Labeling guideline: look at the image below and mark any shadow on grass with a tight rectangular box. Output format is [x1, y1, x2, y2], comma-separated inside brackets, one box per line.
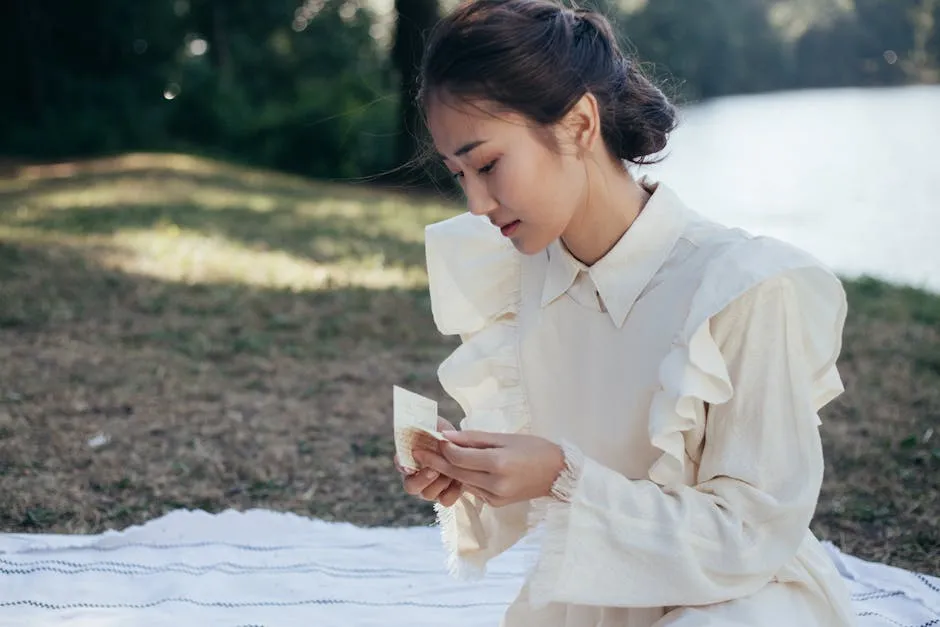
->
[0, 236, 444, 360]
[0, 236, 459, 535]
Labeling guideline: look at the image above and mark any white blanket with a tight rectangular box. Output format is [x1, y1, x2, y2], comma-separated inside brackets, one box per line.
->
[0, 509, 936, 626]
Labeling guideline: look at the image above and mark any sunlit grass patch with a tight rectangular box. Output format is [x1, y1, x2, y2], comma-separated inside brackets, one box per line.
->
[0, 153, 458, 291]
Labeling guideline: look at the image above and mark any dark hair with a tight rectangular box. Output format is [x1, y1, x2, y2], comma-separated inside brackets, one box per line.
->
[418, 0, 677, 165]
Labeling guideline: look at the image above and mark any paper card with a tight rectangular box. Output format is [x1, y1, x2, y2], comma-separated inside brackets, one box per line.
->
[393, 385, 446, 471]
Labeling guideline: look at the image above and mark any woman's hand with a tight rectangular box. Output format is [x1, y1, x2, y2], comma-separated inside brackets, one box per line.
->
[413, 430, 565, 508]
[394, 417, 464, 507]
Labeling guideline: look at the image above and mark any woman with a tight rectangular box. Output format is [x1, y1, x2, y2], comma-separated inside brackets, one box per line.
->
[395, 1, 857, 625]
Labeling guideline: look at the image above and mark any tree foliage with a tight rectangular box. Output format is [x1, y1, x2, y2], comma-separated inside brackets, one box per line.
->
[0, 0, 936, 180]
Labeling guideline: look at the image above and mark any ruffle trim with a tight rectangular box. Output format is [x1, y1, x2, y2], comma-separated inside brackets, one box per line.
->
[648, 320, 734, 487]
[424, 212, 532, 578]
[424, 212, 528, 435]
[548, 439, 585, 503]
[646, 236, 848, 488]
[425, 213, 520, 337]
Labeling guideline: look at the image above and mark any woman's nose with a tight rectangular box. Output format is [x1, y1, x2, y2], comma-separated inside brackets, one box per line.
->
[465, 181, 498, 217]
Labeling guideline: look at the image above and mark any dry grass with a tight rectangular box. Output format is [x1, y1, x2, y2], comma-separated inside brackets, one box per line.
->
[0, 154, 937, 576]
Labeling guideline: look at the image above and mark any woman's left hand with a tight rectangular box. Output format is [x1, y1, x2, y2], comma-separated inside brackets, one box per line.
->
[412, 431, 565, 508]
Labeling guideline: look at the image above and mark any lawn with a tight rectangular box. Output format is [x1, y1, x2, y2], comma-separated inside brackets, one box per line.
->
[0, 153, 937, 575]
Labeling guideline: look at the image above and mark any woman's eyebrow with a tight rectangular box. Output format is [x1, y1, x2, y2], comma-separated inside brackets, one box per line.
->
[439, 139, 488, 160]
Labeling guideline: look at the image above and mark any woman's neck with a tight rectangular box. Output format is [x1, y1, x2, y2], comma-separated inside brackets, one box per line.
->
[560, 163, 650, 267]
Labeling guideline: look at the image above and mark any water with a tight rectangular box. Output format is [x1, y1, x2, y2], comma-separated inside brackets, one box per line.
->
[641, 85, 940, 293]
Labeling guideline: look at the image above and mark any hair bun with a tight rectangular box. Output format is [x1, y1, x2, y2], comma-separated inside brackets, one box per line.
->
[420, 0, 678, 165]
[614, 65, 678, 162]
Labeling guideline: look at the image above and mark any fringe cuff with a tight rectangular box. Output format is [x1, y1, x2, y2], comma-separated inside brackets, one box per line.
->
[434, 499, 487, 581]
[549, 439, 584, 503]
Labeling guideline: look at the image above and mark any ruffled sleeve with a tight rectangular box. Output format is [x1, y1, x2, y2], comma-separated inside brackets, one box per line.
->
[524, 237, 849, 610]
[648, 237, 848, 488]
[424, 212, 532, 579]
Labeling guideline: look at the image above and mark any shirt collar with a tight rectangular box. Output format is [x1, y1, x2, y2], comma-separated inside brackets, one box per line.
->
[540, 178, 690, 328]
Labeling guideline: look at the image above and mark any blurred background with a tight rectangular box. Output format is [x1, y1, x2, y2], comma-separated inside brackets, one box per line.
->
[0, 0, 937, 575]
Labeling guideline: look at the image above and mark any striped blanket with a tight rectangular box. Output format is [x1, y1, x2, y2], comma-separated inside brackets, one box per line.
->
[0, 509, 937, 626]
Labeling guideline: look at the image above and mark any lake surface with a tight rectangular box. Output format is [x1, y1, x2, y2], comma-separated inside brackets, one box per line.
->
[641, 85, 940, 292]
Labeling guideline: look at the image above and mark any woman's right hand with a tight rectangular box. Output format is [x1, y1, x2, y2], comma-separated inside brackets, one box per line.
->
[395, 417, 464, 507]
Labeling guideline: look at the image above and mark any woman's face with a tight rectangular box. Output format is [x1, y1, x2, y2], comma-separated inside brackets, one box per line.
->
[427, 96, 588, 255]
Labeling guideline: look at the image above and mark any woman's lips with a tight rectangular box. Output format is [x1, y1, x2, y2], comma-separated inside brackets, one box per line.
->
[501, 220, 520, 237]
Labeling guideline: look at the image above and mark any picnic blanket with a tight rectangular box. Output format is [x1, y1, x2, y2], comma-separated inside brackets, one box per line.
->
[1, 508, 937, 626]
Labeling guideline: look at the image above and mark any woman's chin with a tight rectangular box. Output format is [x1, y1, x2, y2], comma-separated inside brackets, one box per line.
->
[512, 236, 548, 256]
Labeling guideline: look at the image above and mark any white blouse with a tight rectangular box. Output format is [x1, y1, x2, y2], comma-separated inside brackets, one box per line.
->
[422, 179, 858, 626]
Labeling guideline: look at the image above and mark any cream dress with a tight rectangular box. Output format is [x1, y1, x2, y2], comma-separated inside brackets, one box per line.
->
[422, 179, 858, 626]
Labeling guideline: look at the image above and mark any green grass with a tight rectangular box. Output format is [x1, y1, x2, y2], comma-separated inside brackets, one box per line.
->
[845, 276, 940, 328]
[0, 153, 937, 576]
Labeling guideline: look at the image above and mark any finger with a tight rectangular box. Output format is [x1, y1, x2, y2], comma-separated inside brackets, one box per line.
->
[420, 475, 455, 501]
[416, 448, 494, 492]
[437, 481, 464, 508]
[439, 440, 500, 472]
[441, 430, 508, 449]
[393, 455, 416, 476]
[403, 467, 440, 496]
[464, 484, 500, 506]
[437, 416, 456, 432]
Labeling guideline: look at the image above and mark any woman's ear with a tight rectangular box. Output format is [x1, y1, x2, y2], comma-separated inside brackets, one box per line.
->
[561, 92, 601, 157]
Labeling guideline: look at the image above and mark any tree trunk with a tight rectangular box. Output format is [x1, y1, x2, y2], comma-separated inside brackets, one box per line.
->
[9, 0, 45, 127]
[392, 0, 439, 174]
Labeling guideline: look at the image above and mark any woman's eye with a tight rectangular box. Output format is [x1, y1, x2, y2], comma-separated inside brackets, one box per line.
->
[478, 159, 498, 175]
[449, 159, 497, 181]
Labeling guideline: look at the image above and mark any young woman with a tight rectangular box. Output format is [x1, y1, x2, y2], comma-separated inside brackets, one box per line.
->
[395, 1, 857, 625]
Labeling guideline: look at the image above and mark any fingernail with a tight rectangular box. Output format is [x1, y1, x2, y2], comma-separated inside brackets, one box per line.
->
[425, 469, 439, 480]
[402, 467, 416, 476]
